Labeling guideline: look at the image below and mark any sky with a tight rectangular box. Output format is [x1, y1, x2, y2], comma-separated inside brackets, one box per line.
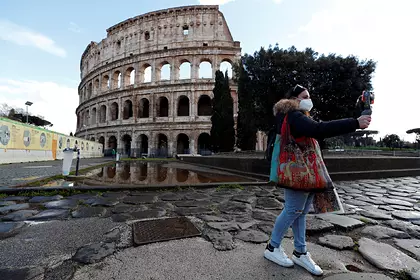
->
[0, 0, 419, 142]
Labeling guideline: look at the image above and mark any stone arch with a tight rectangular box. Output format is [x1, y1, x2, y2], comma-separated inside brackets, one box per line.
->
[91, 107, 97, 124]
[94, 78, 100, 94]
[176, 169, 189, 183]
[120, 162, 131, 181]
[110, 102, 119, 121]
[102, 75, 110, 90]
[179, 60, 191, 79]
[87, 83, 93, 99]
[123, 99, 133, 120]
[157, 96, 169, 117]
[198, 95, 212, 116]
[99, 136, 105, 153]
[177, 133, 190, 154]
[99, 105, 106, 123]
[90, 137, 95, 142]
[125, 67, 135, 85]
[137, 134, 148, 156]
[77, 113, 81, 128]
[142, 64, 152, 83]
[113, 71, 122, 89]
[138, 98, 150, 118]
[198, 133, 211, 155]
[159, 61, 171, 81]
[199, 59, 213, 78]
[85, 109, 90, 125]
[122, 134, 132, 156]
[177, 95, 189, 116]
[138, 162, 148, 181]
[156, 133, 168, 157]
[156, 164, 167, 182]
[220, 60, 233, 78]
[108, 136, 117, 150]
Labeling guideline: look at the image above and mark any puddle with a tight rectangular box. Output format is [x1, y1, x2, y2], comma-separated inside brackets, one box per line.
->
[84, 161, 257, 186]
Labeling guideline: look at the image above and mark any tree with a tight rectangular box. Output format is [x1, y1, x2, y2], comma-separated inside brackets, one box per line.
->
[234, 61, 257, 150]
[238, 45, 376, 133]
[210, 70, 235, 153]
[407, 128, 420, 149]
[0, 103, 53, 127]
[382, 134, 401, 149]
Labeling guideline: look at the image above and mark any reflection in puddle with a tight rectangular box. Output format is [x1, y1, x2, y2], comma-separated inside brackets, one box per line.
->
[89, 161, 254, 186]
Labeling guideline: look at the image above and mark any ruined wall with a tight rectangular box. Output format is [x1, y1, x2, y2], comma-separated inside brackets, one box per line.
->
[75, 5, 241, 157]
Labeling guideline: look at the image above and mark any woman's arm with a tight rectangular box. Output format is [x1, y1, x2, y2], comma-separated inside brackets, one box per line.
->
[288, 111, 360, 139]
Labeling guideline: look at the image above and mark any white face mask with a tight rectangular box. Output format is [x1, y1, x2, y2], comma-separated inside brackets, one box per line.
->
[299, 99, 313, 112]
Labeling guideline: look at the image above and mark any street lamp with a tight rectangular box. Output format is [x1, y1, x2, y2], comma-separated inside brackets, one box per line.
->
[25, 101, 33, 124]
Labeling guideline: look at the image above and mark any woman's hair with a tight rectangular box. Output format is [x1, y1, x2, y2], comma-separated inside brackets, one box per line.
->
[286, 84, 307, 99]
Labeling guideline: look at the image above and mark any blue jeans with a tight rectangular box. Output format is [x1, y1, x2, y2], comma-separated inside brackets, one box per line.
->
[269, 189, 315, 253]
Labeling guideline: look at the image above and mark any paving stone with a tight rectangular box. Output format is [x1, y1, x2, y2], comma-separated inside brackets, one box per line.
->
[358, 237, 420, 271]
[67, 194, 98, 201]
[0, 203, 30, 215]
[207, 221, 239, 231]
[111, 213, 132, 222]
[131, 209, 166, 219]
[323, 273, 393, 280]
[378, 205, 394, 211]
[388, 196, 419, 203]
[256, 197, 283, 210]
[318, 234, 354, 250]
[306, 215, 334, 233]
[358, 197, 387, 206]
[43, 199, 78, 209]
[212, 188, 242, 196]
[43, 260, 76, 280]
[235, 229, 269, 243]
[231, 195, 256, 204]
[254, 190, 274, 197]
[123, 195, 158, 205]
[204, 229, 235, 251]
[379, 198, 413, 207]
[238, 221, 257, 230]
[359, 210, 393, 220]
[0, 221, 25, 239]
[410, 269, 420, 280]
[218, 201, 252, 215]
[87, 198, 119, 207]
[392, 211, 420, 221]
[348, 215, 379, 225]
[366, 189, 387, 194]
[361, 225, 410, 239]
[414, 220, 420, 226]
[0, 267, 44, 280]
[174, 207, 214, 216]
[210, 196, 230, 204]
[73, 242, 116, 264]
[112, 204, 144, 214]
[149, 202, 175, 211]
[29, 209, 69, 220]
[104, 228, 121, 242]
[172, 200, 213, 208]
[394, 239, 420, 260]
[346, 189, 363, 194]
[345, 200, 372, 207]
[199, 215, 227, 222]
[390, 205, 414, 211]
[0, 200, 16, 206]
[1, 210, 39, 221]
[28, 195, 63, 203]
[102, 192, 127, 199]
[388, 191, 411, 197]
[384, 220, 420, 238]
[365, 192, 384, 197]
[317, 214, 364, 230]
[72, 207, 107, 218]
[342, 204, 359, 214]
[184, 193, 211, 200]
[252, 209, 278, 222]
[2, 196, 28, 202]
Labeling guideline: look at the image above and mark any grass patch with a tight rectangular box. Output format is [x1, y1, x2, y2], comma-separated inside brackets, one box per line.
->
[0, 193, 7, 199]
[216, 183, 244, 191]
[394, 269, 411, 280]
[358, 217, 371, 224]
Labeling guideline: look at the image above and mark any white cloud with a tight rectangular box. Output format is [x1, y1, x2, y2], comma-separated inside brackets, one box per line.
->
[198, 0, 235, 5]
[286, 0, 420, 142]
[273, 0, 283, 3]
[68, 22, 82, 33]
[0, 78, 78, 135]
[0, 19, 66, 57]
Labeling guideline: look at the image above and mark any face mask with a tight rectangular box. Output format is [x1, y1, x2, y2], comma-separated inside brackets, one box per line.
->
[299, 99, 313, 111]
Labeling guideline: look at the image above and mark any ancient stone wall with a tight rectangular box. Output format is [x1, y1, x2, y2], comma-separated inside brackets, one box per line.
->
[75, 5, 241, 157]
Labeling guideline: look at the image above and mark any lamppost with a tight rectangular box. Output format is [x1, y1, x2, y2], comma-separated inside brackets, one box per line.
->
[25, 101, 33, 124]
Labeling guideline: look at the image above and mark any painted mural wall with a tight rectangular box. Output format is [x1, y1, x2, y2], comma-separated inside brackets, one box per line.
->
[0, 117, 103, 164]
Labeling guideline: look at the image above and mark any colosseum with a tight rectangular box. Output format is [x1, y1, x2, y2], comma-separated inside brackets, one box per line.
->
[75, 5, 242, 157]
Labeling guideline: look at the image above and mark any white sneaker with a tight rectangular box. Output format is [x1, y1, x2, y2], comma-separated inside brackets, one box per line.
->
[264, 244, 294, 267]
[292, 252, 323, 276]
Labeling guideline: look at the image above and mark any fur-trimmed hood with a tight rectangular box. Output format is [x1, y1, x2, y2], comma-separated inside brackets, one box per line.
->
[273, 99, 300, 116]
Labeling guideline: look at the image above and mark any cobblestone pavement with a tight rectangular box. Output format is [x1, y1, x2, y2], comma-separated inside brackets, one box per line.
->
[1, 177, 420, 279]
[0, 157, 113, 188]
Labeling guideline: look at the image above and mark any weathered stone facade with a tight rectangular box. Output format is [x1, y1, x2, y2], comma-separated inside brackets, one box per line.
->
[75, 5, 241, 156]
